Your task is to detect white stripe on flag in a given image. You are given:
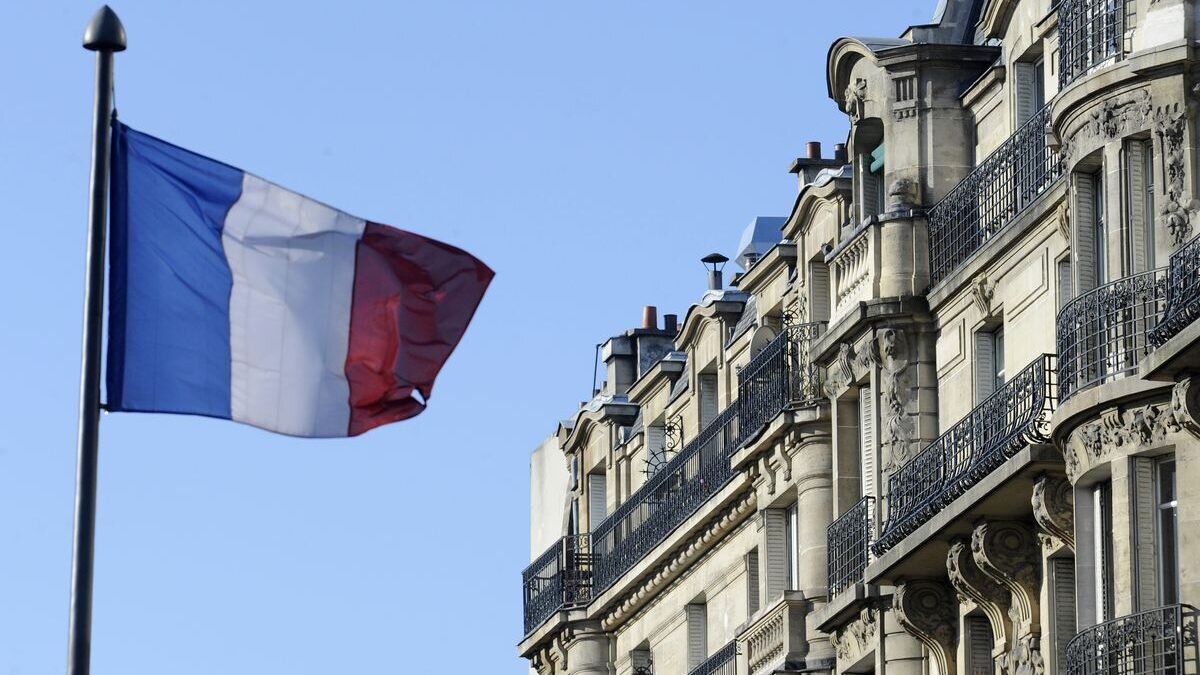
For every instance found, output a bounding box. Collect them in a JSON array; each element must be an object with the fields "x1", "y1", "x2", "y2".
[{"x1": 222, "y1": 174, "x2": 366, "y2": 437}]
